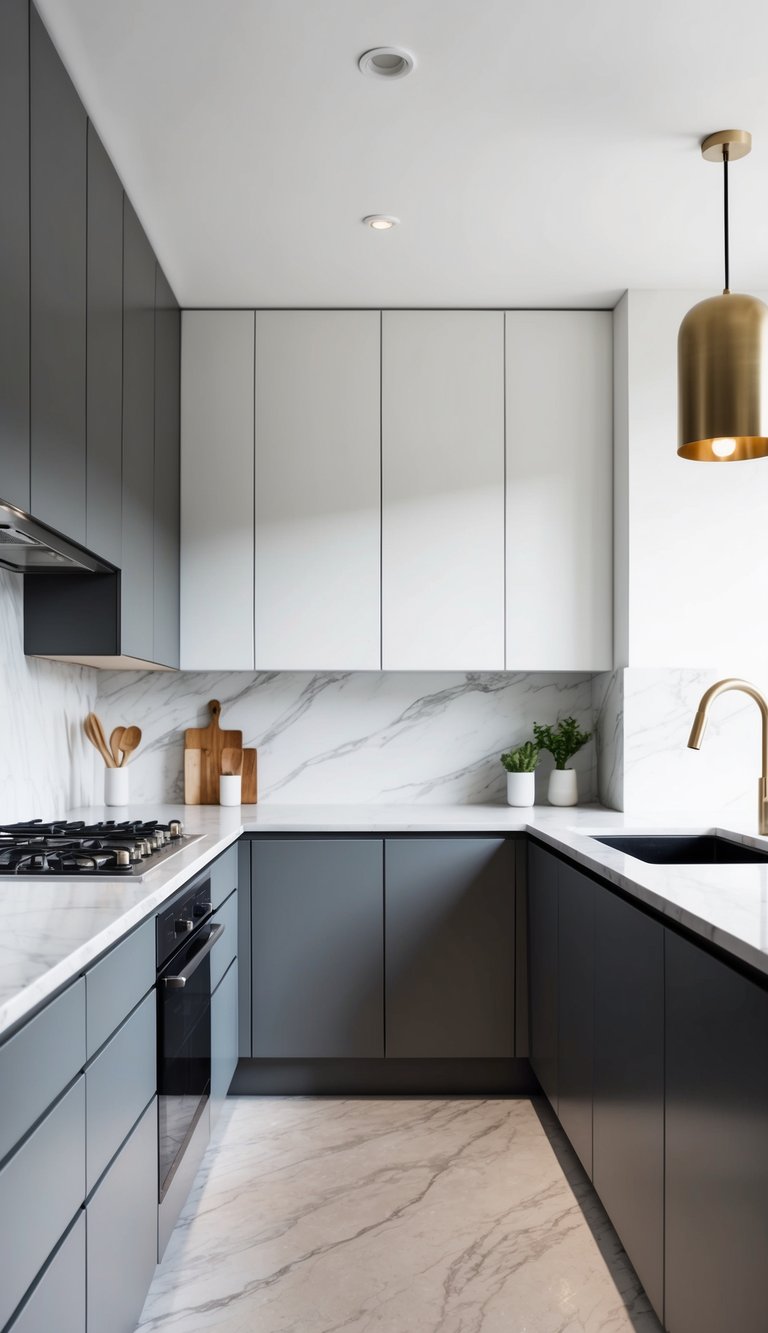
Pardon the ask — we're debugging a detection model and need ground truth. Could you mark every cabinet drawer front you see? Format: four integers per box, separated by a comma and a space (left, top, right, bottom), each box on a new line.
0, 977, 85, 1163
86, 917, 154, 1057
210, 843, 238, 911
211, 959, 238, 1128
210, 890, 237, 992
0, 1076, 85, 1328
87, 1098, 158, 1333
86, 992, 156, 1192
8, 1212, 85, 1333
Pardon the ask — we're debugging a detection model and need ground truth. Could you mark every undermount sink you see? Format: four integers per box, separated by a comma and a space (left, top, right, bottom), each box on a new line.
592, 834, 768, 865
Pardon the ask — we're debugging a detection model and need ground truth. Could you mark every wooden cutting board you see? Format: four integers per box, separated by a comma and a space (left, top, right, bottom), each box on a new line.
184, 700, 258, 805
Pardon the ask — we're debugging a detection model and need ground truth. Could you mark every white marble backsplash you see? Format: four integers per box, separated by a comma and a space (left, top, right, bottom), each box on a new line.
97, 669, 597, 806
0, 571, 98, 821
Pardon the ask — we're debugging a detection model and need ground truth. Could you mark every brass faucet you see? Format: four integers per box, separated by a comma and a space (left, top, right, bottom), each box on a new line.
688, 678, 768, 834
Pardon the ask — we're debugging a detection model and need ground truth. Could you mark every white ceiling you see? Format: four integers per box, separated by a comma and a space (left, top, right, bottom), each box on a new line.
35, 0, 768, 308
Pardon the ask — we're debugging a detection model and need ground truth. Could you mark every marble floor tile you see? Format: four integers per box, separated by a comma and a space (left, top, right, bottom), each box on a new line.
137, 1097, 662, 1333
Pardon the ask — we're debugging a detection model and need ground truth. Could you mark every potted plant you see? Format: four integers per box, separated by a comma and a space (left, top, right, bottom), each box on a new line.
533, 717, 592, 807
500, 741, 539, 807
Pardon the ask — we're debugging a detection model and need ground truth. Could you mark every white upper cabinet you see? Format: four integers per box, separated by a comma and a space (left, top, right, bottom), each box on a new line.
180, 311, 255, 670
505, 310, 613, 671
254, 311, 381, 670
381, 311, 505, 670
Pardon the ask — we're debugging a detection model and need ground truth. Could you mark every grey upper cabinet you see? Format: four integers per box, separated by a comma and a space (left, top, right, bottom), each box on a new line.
153, 266, 180, 668
665, 933, 768, 1333
527, 842, 558, 1106
121, 199, 156, 661
557, 861, 594, 1178
385, 838, 515, 1058
251, 839, 384, 1058
0, 0, 30, 512
86, 122, 123, 569
593, 889, 664, 1322
29, 5, 87, 543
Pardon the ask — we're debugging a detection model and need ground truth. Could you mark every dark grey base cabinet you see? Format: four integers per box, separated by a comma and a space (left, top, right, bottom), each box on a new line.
665, 933, 768, 1333
527, 842, 558, 1106
386, 838, 514, 1057
557, 862, 594, 1177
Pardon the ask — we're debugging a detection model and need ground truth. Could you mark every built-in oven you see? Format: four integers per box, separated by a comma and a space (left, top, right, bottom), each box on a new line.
156, 871, 225, 1220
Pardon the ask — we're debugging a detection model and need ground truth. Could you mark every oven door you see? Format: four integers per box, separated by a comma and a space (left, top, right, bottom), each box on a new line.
157, 919, 224, 1201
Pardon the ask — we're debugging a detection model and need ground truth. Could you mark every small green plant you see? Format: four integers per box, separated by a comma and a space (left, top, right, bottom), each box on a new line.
533, 717, 592, 770
500, 741, 539, 773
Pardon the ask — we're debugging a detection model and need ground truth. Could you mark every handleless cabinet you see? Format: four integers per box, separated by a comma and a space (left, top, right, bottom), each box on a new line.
557, 861, 595, 1177
181, 311, 255, 669
29, 5, 87, 543
121, 198, 156, 663
527, 842, 559, 1106
254, 310, 381, 669
211, 959, 239, 1127
153, 267, 181, 668
0, 0, 30, 513
7, 1213, 85, 1333
382, 311, 505, 669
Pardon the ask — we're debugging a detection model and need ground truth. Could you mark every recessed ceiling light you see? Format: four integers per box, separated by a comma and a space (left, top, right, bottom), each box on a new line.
363, 215, 400, 230
358, 47, 415, 80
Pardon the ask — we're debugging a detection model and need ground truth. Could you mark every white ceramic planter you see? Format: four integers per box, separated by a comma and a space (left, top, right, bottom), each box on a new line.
105, 766, 130, 807
547, 768, 578, 807
506, 771, 536, 807
219, 774, 242, 807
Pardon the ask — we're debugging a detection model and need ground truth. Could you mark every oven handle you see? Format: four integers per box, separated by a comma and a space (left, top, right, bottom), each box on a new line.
161, 922, 225, 989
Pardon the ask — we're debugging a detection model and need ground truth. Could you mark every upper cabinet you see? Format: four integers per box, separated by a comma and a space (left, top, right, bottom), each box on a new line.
180, 311, 255, 671
254, 310, 381, 670
153, 268, 181, 669
506, 311, 613, 671
0, 0, 30, 513
382, 311, 505, 670
29, 6, 87, 544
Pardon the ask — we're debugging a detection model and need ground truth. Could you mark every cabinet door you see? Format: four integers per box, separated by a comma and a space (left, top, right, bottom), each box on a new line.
505, 311, 612, 670
527, 842, 558, 1106
385, 838, 514, 1058
180, 311, 254, 669
557, 861, 594, 1177
29, 7, 87, 542
251, 839, 384, 1058
86, 123, 123, 568
593, 890, 664, 1321
153, 267, 180, 667
0, 0, 30, 512
86, 1098, 157, 1333
8, 1213, 85, 1333
121, 200, 156, 661
255, 310, 381, 669
382, 311, 505, 669
665, 933, 768, 1333
211, 959, 238, 1127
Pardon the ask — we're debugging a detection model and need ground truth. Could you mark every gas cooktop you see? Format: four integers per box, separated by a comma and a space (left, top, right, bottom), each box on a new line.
0, 819, 202, 879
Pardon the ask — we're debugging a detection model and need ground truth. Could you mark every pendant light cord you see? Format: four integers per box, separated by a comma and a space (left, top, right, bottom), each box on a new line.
723, 148, 730, 293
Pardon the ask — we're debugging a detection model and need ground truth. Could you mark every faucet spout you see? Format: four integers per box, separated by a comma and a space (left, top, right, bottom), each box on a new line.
687, 678, 768, 835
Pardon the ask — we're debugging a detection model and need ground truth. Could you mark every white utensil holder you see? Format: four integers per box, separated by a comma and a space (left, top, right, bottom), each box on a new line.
105, 766, 130, 807
219, 775, 242, 807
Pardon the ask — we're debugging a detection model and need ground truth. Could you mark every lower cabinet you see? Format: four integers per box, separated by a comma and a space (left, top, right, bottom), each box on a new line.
557, 862, 594, 1177
8, 1213, 86, 1333
593, 887, 664, 1321
385, 838, 515, 1057
87, 1097, 158, 1333
665, 932, 768, 1333
527, 842, 558, 1104
251, 839, 384, 1058
211, 959, 239, 1128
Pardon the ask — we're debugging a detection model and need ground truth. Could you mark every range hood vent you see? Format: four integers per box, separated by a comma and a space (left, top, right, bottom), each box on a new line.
0, 500, 111, 574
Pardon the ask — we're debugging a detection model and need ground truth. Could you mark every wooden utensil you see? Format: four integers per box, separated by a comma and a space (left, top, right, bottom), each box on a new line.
85, 713, 115, 768
221, 747, 243, 777
117, 725, 142, 767
241, 748, 258, 804
184, 701, 243, 804
109, 726, 126, 768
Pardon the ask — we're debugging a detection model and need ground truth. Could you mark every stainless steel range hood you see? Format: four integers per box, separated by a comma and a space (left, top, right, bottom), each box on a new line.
0, 500, 111, 574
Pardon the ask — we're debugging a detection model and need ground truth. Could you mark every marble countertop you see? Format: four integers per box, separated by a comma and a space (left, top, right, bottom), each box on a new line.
2, 801, 768, 1040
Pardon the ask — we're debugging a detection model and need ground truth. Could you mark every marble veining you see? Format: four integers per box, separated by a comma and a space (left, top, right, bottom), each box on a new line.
138, 1096, 662, 1333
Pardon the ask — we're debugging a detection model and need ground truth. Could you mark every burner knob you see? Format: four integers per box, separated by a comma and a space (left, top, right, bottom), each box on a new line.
169, 820, 183, 840
174, 918, 194, 934
116, 849, 131, 868
138, 839, 152, 858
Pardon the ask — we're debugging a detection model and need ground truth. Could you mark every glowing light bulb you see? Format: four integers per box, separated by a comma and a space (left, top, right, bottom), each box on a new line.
712, 437, 737, 458
362, 215, 399, 230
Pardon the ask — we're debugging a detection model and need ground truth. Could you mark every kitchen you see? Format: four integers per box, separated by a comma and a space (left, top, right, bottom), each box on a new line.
1, 1, 768, 1330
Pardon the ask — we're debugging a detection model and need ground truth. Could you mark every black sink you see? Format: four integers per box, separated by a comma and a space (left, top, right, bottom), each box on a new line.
592, 834, 768, 865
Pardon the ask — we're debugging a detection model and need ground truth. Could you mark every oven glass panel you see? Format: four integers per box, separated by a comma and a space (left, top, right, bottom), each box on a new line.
158, 934, 212, 1200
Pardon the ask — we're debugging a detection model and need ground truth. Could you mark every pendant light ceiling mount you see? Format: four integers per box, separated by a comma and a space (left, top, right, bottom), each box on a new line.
677, 127, 768, 462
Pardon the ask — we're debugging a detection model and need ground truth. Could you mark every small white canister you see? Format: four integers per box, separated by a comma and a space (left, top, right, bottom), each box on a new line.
105, 766, 130, 807
219, 774, 242, 807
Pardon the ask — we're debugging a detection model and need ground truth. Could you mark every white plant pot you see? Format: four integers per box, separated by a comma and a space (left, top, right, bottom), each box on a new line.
506, 771, 536, 807
548, 768, 578, 807
105, 766, 130, 807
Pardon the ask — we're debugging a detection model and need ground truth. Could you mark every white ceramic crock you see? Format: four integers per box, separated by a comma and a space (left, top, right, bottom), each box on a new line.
506, 771, 536, 807
105, 766, 130, 807
220, 774, 242, 807
547, 768, 578, 807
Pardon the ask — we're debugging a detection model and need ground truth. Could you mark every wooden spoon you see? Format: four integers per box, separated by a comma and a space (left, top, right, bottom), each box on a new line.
109, 726, 126, 768
118, 725, 142, 767
85, 713, 115, 768
221, 747, 243, 777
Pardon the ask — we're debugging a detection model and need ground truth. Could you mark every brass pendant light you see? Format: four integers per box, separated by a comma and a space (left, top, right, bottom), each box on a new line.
678, 130, 768, 462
